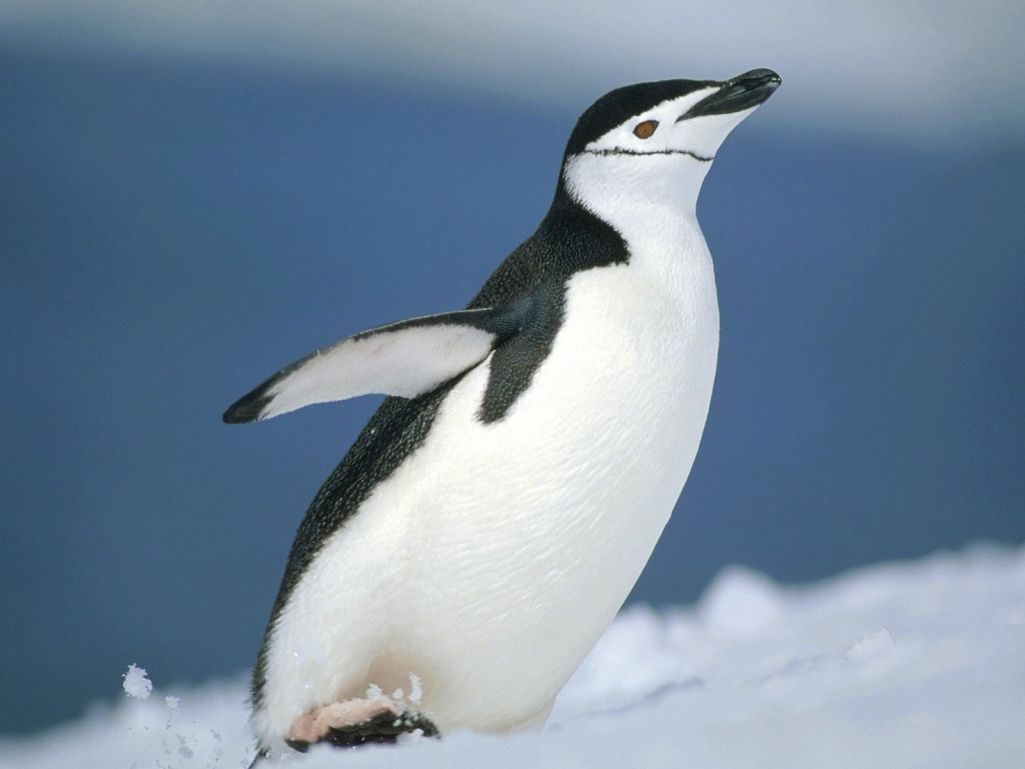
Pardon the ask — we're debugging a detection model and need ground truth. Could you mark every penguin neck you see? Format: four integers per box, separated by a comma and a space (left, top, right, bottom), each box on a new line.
553, 151, 713, 266
558, 152, 710, 245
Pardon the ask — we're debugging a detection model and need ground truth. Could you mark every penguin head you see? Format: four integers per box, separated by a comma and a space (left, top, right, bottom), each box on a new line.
561, 69, 780, 214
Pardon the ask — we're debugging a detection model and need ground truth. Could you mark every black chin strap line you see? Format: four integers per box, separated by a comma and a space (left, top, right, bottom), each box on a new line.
581, 147, 713, 163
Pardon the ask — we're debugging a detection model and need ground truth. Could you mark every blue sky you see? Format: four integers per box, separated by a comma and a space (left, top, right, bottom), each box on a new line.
1, 1, 1023, 736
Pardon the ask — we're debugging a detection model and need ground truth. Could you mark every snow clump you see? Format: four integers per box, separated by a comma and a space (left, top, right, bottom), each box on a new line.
121, 664, 153, 700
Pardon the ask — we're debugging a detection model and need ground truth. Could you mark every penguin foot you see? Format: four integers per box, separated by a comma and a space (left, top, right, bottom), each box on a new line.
286, 697, 439, 751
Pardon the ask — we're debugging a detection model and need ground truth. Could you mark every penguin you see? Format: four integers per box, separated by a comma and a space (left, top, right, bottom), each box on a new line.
224, 68, 781, 758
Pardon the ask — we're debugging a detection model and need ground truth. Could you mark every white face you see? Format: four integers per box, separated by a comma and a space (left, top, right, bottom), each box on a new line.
564, 86, 761, 220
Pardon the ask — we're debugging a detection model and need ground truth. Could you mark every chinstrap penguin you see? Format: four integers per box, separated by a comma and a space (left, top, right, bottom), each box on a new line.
224, 68, 781, 759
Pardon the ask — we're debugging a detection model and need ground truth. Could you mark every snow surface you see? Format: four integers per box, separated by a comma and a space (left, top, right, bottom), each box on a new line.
3, 544, 1024, 769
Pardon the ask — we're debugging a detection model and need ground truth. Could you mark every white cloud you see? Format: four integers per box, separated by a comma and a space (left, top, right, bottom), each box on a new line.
2, 0, 1023, 144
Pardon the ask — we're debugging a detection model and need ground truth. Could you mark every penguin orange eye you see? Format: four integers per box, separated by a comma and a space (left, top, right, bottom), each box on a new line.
633, 120, 658, 139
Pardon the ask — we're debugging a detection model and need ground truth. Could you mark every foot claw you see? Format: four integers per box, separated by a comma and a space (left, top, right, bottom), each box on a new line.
288, 697, 439, 750
324, 709, 439, 747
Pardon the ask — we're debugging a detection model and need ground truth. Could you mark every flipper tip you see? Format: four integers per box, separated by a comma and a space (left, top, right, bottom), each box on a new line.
223, 389, 271, 424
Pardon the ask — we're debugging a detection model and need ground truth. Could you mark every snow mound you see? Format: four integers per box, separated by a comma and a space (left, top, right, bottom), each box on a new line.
3, 544, 1024, 769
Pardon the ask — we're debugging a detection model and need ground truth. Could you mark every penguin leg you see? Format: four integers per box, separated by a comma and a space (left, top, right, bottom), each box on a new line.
286, 696, 439, 751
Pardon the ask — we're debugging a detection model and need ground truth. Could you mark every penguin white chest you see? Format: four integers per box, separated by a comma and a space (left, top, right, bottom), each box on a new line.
375, 234, 718, 723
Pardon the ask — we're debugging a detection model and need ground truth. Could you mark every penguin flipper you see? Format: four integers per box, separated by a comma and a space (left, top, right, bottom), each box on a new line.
223, 303, 525, 424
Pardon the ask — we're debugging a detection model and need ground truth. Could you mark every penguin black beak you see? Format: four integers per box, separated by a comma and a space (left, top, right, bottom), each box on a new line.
677, 69, 781, 121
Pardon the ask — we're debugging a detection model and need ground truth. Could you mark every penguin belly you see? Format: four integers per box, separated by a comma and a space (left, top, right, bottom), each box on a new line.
257, 249, 719, 743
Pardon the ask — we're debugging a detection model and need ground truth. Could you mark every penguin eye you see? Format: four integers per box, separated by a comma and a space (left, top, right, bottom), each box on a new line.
633, 120, 658, 140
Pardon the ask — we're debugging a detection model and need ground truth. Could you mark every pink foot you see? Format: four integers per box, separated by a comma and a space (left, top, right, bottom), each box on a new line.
286, 696, 439, 750
288, 696, 400, 744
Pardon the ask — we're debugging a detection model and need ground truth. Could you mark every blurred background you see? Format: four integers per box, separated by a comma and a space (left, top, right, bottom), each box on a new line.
2, 0, 1023, 737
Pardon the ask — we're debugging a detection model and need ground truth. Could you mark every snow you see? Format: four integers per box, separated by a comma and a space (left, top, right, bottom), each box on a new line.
3, 544, 1024, 769
408, 673, 423, 705
844, 627, 895, 661
120, 665, 153, 701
